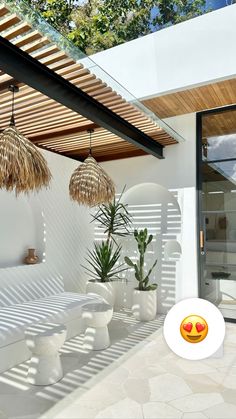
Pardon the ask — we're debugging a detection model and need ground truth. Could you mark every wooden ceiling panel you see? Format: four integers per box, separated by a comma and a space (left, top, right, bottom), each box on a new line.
202, 109, 236, 137
142, 78, 236, 119
65, 140, 147, 162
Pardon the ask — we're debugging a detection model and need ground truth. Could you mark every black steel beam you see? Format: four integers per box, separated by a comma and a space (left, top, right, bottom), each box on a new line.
0, 35, 164, 159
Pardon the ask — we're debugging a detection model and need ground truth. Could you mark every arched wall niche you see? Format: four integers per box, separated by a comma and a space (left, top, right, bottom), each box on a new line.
121, 182, 182, 313
0, 190, 45, 268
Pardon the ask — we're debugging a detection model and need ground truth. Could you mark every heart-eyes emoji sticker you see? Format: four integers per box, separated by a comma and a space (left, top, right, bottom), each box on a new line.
180, 315, 208, 343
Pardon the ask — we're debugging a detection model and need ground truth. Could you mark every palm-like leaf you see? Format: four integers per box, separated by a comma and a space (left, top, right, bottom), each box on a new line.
83, 241, 127, 282
91, 186, 132, 242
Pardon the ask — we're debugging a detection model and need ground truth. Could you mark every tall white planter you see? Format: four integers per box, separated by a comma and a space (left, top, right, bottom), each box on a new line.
132, 289, 157, 321
86, 281, 115, 306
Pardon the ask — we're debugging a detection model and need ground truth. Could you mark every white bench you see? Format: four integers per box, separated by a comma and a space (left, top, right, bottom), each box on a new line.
0, 276, 102, 373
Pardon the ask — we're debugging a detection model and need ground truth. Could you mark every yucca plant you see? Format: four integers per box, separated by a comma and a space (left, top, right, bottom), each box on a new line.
84, 187, 130, 284
125, 228, 157, 291
91, 186, 132, 244
83, 241, 127, 283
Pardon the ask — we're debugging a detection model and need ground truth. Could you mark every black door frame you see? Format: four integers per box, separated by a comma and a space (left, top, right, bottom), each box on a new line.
196, 104, 236, 323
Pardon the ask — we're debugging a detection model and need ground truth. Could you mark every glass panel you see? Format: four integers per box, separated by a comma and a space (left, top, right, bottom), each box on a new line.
202, 109, 236, 161
202, 161, 236, 211
200, 108, 236, 320
202, 134, 236, 161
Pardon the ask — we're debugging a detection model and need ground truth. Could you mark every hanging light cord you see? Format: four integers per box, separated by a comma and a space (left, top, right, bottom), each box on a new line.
10, 88, 15, 126
88, 128, 94, 156
9, 85, 19, 127
89, 130, 92, 154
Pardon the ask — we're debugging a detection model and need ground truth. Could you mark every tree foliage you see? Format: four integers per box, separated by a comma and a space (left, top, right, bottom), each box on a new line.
25, 0, 75, 33
25, 0, 208, 54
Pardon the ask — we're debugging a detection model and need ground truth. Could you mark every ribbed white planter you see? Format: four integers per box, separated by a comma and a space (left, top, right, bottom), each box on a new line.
86, 281, 115, 306
132, 289, 157, 321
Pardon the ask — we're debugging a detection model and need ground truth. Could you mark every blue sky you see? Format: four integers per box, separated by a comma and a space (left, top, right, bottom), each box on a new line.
150, 0, 231, 30
206, 0, 229, 9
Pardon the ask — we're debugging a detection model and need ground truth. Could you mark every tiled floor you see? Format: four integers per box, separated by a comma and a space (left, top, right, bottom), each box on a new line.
0, 310, 164, 419
0, 312, 236, 419
43, 321, 236, 419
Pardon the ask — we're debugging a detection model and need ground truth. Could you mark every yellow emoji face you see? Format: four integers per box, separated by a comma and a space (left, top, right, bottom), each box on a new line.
180, 315, 208, 343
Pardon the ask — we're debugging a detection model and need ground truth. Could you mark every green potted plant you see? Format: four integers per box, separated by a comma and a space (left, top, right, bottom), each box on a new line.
84, 241, 127, 305
85, 187, 132, 307
91, 186, 132, 244
125, 228, 158, 321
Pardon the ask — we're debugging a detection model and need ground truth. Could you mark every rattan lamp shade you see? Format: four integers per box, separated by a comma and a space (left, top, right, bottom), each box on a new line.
0, 85, 51, 194
0, 125, 52, 194
69, 155, 115, 207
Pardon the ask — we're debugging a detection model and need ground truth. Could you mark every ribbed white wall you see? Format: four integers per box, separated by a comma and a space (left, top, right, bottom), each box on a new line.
0, 150, 93, 307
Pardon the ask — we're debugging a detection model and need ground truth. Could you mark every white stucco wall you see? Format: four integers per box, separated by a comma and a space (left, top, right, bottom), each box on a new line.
0, 150, 93, 306
90, 4, 236, 99
101, 113, 199, 312
0, 116, 198, 312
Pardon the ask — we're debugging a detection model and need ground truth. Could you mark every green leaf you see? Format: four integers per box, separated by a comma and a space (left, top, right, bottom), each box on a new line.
147, 234, 153, 245
145, 284, 158, 291
91, 186, 132, 241
82, 240, 127, 282
124, 256, 134, 267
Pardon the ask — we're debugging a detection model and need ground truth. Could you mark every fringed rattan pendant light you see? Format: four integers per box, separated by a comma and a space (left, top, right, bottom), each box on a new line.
0, 85, 52, 194
69, 129, 115, 207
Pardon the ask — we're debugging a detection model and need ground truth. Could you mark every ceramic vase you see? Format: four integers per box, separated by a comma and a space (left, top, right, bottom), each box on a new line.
24, 248, 38, 265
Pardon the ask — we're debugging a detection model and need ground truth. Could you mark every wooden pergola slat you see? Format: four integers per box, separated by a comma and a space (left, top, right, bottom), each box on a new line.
0, 5, 9, 17
0, 13, 20, 31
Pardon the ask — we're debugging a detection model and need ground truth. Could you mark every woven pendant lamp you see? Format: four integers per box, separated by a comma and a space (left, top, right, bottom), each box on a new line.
69, 129, 115, 207
0, 85, 51, 194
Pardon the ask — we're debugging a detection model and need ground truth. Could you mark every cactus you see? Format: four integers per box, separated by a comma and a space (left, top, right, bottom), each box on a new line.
125, 228, 157, 291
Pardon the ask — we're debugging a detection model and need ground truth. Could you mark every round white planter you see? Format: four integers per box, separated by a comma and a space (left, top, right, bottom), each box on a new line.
86, 280, 115, 306
132, 289, 157, 321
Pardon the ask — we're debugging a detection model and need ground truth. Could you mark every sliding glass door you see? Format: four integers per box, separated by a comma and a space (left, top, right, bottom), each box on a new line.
198, 107, 236, 321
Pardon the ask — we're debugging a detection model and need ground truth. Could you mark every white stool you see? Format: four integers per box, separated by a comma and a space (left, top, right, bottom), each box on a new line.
25, 322, 67, 386
82, 303, 113, 350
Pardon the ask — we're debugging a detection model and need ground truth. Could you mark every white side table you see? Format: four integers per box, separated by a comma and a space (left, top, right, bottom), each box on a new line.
82, 302, 113, 350
25, 322, 67, 385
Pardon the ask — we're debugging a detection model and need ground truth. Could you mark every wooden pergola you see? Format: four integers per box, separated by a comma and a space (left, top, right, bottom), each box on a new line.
0, 2, 181, 162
